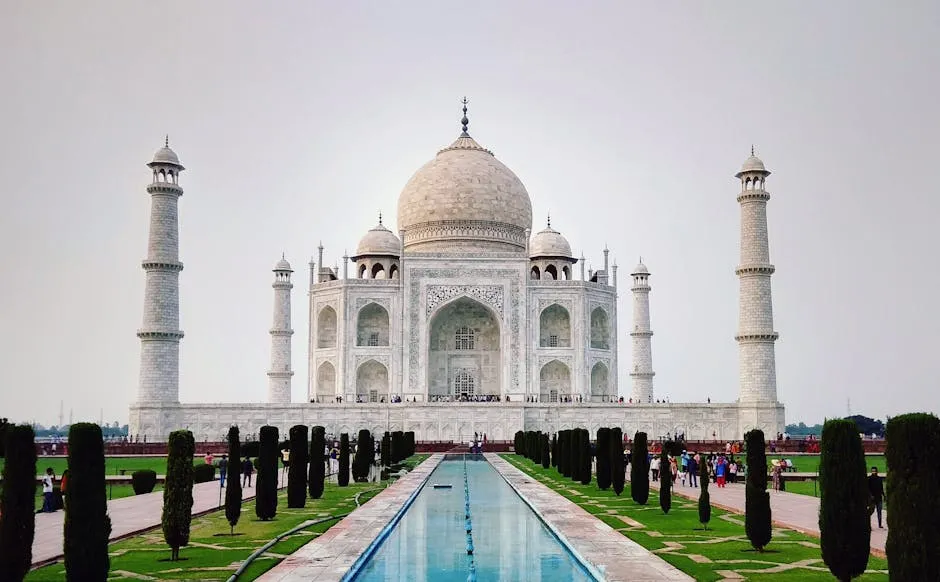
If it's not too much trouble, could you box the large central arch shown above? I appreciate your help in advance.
[427,296,501,400]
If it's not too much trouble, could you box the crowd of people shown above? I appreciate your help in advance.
[639,450,742,488]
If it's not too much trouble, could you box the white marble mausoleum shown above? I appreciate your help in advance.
[129,104,785,442]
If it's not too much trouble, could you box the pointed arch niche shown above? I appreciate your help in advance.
[356,303,390,346]
[316,361,336,401]
[317,306,337,348]
[539,304,571,347]
[590,307,610,349]
[356,360,389,402]
[539,360,571,402]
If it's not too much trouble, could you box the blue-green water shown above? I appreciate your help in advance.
[349,456,594,581]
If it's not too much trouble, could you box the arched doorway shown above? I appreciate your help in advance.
[356,360,389,403]
[590,307,610,349]
[316,361,336,402]
[539,360,571,403]
[356,303,390,346]
[591,362,610,401]
[539,304,571,347]
[428,297,500,401]
[317,306,337,348]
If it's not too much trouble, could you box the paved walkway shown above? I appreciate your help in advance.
[651,479,887,556]
[259,455,443,581]
[488,454,691,581]
[32,473,286,566]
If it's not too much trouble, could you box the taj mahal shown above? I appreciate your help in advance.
[129,102,785,442]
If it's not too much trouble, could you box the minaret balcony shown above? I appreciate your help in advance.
[630,330,653,338]
[146,183,183,195]
[142,260,184,272]
[269,329,294,336]
[736,191,770,203]
[267,371,294,378]
[629,371,655,378]
[136,329,184,340]
[735,264,775,276]
[734,332,779,342]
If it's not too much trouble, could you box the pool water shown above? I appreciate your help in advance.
[349,456,595,581]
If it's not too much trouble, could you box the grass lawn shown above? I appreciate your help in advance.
[502,454,888,581]
[1,456,170,476]
[765,454,886,474]
[26,455,428,581]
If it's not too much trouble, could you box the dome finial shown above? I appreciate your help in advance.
[751,144,755,156]
[378,211,383,225]
[165,134,169,148]
[547,212,551,229]
[460,96,470,137]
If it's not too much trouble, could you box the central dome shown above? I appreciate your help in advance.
[397,118,533,253]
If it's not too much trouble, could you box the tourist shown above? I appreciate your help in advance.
[771,461,782,492]
[41,468,55,512]
[60,469,69,509]
[868,467,885,528]
[204,450,214,465]
[650,455,660,482]
[715,456,727,488]
[728,459,737,484]
[687,454,698,488]
[242,457,254,488]
[219,454,228,487]
[680,452,688,486]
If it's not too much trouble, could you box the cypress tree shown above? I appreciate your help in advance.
[698,455,711,529]
[631,432,650,505]
[566,430,577,481]
[64,423,111,580]
[610,427,625,496]
[596,427,611,490]
[551,433,558,468]
[514,430,525,456]
[744,429,772,551]
[541,433,550,469]
[818,419,870,581]
[659,444,672,514]
[338,433,351,486]
[224,426,242,535]
[391,431,404,463]
[352,429,369,482]
[579,429,592,486]
[380,431,390,468]
[308,426,326,500]
[405,431,415,457]
[255,425,279,520]
[287,425,308,508]
[557,431,567,476]
[162,429,195,561]
[0,424,37,581]
[885,413,940,580]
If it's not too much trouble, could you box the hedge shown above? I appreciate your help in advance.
[698,455,711,529]
[579,429,591,486]
[885,413,940,580]
[308,426,325,500]
[0,424,37,581]
[225,426,242,534]
[338,433,351,486]
[514,430,525,456]
[132,469,157,495]
[64,423,111,579]
[744,429,772,551]
[610,427,625,496]
[596,427,611,490]
[162,430,195,561]
[659,444,672,514]
[287,425,309,508]
[631,432,649,505]
[193,463,216,484]
[819,418,870,581]
[352,429,372,482]
[541,433,550,469]
[255,425,279,520]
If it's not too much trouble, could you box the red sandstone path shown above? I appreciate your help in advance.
[31,473,286,567]
[649,479,887,556]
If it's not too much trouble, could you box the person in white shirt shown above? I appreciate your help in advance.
[41,468,55,512]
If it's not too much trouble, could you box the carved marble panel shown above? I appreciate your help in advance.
[426,285,504,316]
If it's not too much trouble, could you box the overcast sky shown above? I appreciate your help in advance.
[2,2,937,427]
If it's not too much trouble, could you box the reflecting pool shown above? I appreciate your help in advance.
[349,455,595,581]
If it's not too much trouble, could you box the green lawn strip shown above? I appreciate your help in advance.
[764,454,885,474]
[3,455,170,476]
[26,455,427,581]
[500,454,888,582]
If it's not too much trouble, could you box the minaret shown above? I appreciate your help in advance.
[630,259,654,403]
[137,138,185,404]
[735,148,778,403]
[268,254,294,403]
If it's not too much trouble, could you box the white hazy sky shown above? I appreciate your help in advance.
[2,2,938,427]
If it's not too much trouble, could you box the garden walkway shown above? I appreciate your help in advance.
[31,472,286,567]
[652,479,887,556]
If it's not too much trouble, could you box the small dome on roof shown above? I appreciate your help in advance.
[736,148,770,177]
[529,219,572,259]
[632,261,649,275]
[354,219,401,258]
[148,137,184,168]
[274,255,292,271]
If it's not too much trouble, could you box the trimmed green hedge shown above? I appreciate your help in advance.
[64,423,111,579]
[162,430,195,561]
[132,469,157,495]
[745,429,771,551]
[193,463,216,484]
[631,432,649,505]
[287,425,308,508]
[0,424,37,581]
[225,426,242,534]
[308,426,325,500]
[255,425,279,521]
